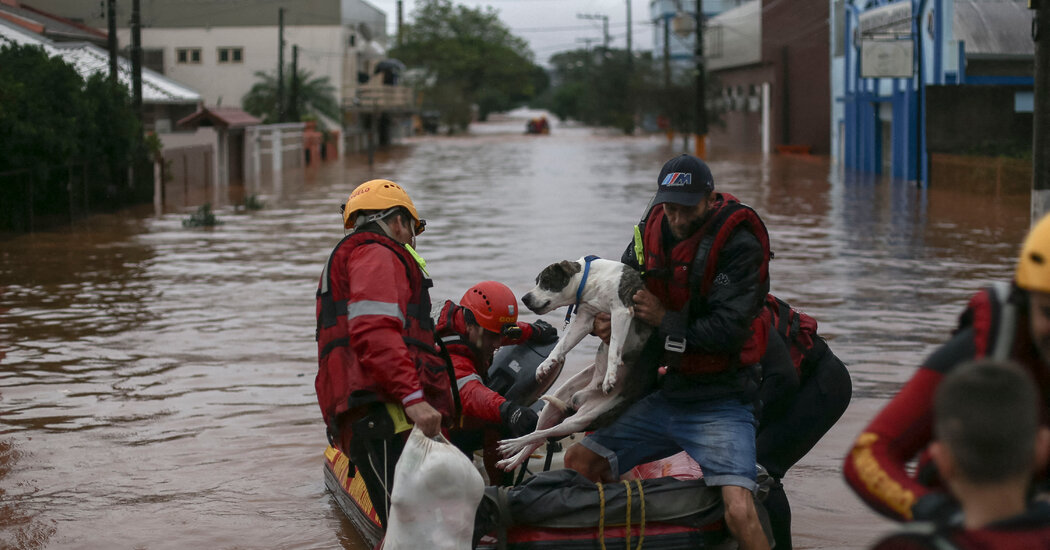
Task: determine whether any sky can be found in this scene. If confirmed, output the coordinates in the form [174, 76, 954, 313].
[366, 0, 660, 65]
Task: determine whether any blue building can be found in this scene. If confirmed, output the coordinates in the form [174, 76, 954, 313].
[832, 0, 1034, 183]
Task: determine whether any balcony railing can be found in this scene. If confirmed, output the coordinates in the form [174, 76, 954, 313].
[346, 83, 414, 111]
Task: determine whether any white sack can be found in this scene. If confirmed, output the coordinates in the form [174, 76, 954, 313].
[383, 426, 484, 550]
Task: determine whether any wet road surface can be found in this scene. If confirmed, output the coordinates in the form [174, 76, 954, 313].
[0, 111, 1030, 548]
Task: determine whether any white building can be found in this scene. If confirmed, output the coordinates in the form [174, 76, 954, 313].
[24, 0, 409, 145]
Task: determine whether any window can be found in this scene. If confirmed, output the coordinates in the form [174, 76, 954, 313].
[218, 47, 243, 64]
[176, 48, 201, 64]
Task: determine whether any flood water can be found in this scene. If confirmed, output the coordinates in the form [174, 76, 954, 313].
[0, 111, 1031, 549]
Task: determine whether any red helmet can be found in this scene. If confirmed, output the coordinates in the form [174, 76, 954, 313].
[460, 281, 518, 334]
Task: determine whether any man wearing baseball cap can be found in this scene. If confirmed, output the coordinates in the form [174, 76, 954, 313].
[566, 154, 774, 549]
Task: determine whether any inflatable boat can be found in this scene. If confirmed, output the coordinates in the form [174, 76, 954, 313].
[322, 341, 769, 549]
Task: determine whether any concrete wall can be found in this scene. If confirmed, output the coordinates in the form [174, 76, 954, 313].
[25, 0, 341, 28]
[925, 85, 1034, 154]
[762, 0, 830, 153]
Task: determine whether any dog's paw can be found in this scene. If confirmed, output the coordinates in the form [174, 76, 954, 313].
[602, 371, 618, 394]
[535, 357, 563, 382]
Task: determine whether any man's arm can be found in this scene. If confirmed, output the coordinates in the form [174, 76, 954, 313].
[842, 329, 976, 521]
[345, 245, 423, 407]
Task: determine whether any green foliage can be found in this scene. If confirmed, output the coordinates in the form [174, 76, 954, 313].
[238, 194, 265, 211]
[182, 203, 222, 227]
[539, 49, 721, 135]
[392, 0, 547, 129]
[241, 66, 340, 123]
[0, 43, 149, 231]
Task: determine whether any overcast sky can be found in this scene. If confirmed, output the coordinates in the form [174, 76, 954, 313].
[367, 0, 659, 64]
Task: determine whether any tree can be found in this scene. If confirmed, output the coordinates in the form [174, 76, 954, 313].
[541, 48, 721, 136]
[0, 43, 148, 230]
[241, 66, 340, 124]
[392, 0, 546, 130]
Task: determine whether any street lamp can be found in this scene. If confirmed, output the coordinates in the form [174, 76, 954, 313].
[673, 1, 706, 159]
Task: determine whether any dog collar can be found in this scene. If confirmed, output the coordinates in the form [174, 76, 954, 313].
[564, 255, 601, 326]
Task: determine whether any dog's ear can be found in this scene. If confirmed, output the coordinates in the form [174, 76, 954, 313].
[537, 260, 582, 291]
[559, 260, 582, 276]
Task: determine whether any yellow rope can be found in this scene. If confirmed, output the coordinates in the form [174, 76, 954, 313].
[635, 479, 646, 550]
[622, 480, 632, 549]
[597, 481, 607, 550]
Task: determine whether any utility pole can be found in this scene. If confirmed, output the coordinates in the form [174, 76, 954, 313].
[277, 7, 285, 123]
[107, 0, 117, 83]
[397, 0, 403, 47]
[663, 15, 671, 90]
[694, 0, 707, 159]
[289, 44, 300, 122]
[626, 0, 632, 58]
[1034, 0, 1050, 221]
[130, 0, 142, 118]
[577, 13, 609, 49]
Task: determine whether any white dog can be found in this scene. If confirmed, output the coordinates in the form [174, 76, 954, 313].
[497, 256, 655, 471]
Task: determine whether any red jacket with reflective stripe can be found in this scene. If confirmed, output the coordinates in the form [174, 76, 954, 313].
[315, 230, 452, 431]
[843, 285, 1050, 521]
[435, 300, 535, 428]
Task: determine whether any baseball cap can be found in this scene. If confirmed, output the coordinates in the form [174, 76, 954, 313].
[653, 154, 715, 207]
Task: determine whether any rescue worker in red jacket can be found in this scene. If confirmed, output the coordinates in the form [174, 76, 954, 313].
[844, 213, 1050, 522]
[567, 154, 773, 550]
[870, 360, 1050, 549]
[434, 281, 558, 480]
[314, 179, 454, 528]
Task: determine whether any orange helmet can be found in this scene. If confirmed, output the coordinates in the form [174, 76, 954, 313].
[460, 281, 519, 334]
[341, 179, 424, 233]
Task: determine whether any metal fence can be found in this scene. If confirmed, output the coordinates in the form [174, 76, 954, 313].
[0, 161, 147, 232]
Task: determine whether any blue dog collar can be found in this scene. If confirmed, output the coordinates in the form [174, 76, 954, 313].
[564, 255, 601, 327]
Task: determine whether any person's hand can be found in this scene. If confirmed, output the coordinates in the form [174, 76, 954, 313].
[529, 319, 558, 344]
[632, 289, 666, 327]
[499, 401, 539, 438]
[591, 312, 611, 344]
[405, 401, 442, 437]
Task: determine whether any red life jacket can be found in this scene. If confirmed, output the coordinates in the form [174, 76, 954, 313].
[640, 194, 771, 374]
[763, 294, 822, 377]
[957, 282, 1050, 411]
[314, 230, 457, 431]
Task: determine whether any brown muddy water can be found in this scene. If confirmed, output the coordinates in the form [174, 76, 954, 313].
[0, 111, 1030, 549]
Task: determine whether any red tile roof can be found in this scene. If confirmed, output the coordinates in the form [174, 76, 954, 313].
[177, 107, 262, 130]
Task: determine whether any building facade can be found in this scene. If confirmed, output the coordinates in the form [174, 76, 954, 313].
[27, 0, 410, 147]
[701, 0, 831, 154]
[832, 0, 1034, 182]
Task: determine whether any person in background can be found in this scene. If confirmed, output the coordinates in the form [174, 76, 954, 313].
[844, 213, 1050, 522]
[870, 359, 1050, 549]
[314, 179, 453, 528]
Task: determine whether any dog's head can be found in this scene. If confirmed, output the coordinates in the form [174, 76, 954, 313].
[521, 259, 583, 314]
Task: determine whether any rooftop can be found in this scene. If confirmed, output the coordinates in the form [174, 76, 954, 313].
[0, 17, 200, 104]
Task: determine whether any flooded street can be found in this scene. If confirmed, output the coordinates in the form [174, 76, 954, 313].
[0, 112, 1031, 549]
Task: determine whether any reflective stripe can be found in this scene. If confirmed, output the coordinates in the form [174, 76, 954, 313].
[990, 282, 1017, 361]
[403, 243, 429, 277]
[402, 389, 424, 404]
[633, 224, 645, 270]
[347, 300, 405, 324]
[456, 373, 483, 390]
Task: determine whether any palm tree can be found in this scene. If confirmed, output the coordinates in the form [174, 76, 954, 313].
[241, 66, 340, 124]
